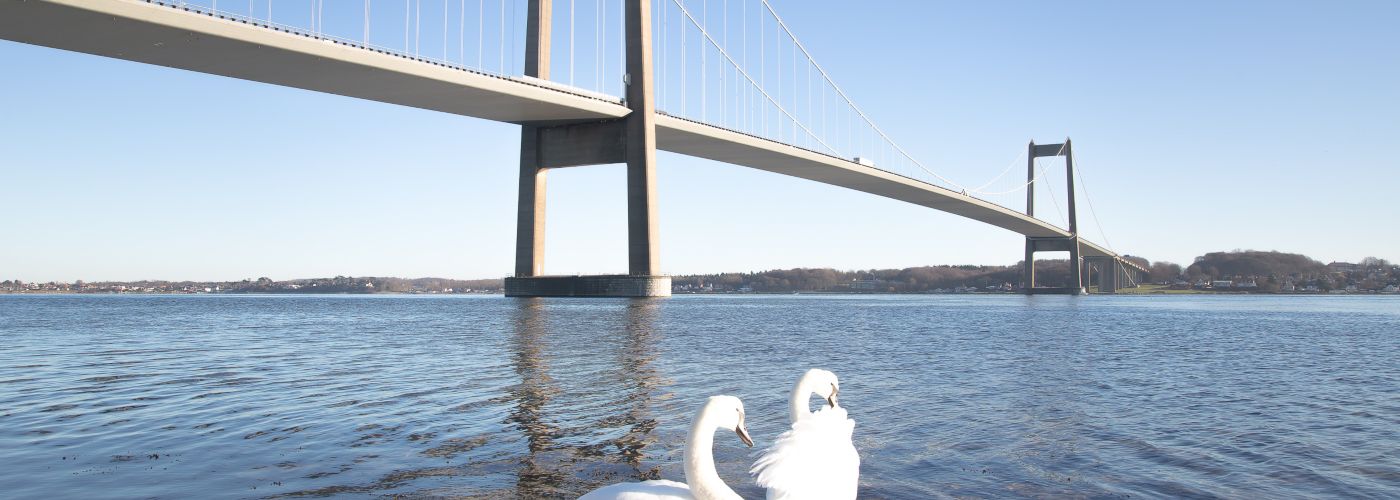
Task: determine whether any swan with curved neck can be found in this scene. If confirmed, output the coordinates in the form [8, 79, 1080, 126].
[788, 369, 840, 424]
[753, 369, 860, 500]
[579, 395, 753, 500]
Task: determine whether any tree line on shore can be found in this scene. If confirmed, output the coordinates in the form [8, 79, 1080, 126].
[0, 276, 503, 294]
[3, 250, 1393, 294]
[673, 262, 1074, 293]
[1181, 251, 1393, 292]
[670, 251, 1394, 293]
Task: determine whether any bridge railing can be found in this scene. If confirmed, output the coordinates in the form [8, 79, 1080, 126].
[153, 1, 539, 83]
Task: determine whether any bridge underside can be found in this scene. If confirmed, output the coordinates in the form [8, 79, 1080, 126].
[0, 0, 629, 125]
[0, 0, 1148, 293]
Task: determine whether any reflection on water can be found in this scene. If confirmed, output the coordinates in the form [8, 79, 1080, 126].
[263, 298, 672, 498]
[504, 298, 668, 497]
[507, 298, 567, 495]
[614, 300, 664, 468]
[1, 295, 1398, 498]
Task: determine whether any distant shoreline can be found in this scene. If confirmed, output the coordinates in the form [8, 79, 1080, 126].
[6, 251, 1395, 295]
[4, 289, 1395, 297]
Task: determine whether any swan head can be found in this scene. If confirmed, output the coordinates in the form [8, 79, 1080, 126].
[704, 395, 754, 448]
[798, 369, 841, 409]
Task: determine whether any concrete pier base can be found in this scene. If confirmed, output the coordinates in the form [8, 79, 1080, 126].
[505, 275, 672, 297]
[1022, 287, 1086, 295]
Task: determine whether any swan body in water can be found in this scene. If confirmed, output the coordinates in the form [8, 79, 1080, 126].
[579, 395, 754, 500]
[751, 369, 860, 500]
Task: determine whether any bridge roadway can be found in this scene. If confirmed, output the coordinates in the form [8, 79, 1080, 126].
[0, 0, 1144, 272]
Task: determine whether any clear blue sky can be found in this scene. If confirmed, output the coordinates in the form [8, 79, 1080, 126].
[2, 0, 1397, 282]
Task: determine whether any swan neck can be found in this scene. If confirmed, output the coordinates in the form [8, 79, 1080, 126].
[790, 378, 814, 424]
[684, 408, 739, 500]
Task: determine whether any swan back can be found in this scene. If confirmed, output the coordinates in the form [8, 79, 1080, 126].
[757, 375, 860, 500]
[577, 479, 692, 499]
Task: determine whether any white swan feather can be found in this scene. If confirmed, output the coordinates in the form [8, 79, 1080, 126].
[751, 405, 858, 499]
[751, 369, 860, 500]
[578, 479, 692, 500]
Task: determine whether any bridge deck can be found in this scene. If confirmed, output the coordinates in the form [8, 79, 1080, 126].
[0, 0, 1140, 270]
[0, 0, 628, 125]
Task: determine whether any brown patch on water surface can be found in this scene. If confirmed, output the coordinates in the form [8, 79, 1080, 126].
[272, 465, 467, 497]
[448, 394, 513, 413]
[421, 436, 489, 459]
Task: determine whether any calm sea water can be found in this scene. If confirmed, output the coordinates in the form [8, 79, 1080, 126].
[1, 294, 1397, 499]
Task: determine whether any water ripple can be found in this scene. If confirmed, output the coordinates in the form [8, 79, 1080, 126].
[0, 294, 1397, 498]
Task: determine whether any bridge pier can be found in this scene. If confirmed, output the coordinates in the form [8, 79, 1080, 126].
[1086, 256, 1117, 293]
[515, 127, 548, 278]
[505, 0, 669, 297]
[624, 0, 661, 279]
[1021, 140, 1083, 295]
[1083, 256, 1148, 293]
[1104, 259, 1119, 293]
[512, 0, 551, 279]
[1023, 237, 1083, 295]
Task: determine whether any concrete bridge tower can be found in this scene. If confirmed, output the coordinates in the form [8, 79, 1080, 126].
[1022, 139, 1084, 295]
[505, 0, 670, 297]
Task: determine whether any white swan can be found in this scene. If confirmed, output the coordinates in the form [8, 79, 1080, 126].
[579, 395, 754, 500]
[751, 369, 860, 500]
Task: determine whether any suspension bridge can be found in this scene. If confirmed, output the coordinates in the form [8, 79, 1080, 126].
[0, 0, 1148, 296]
